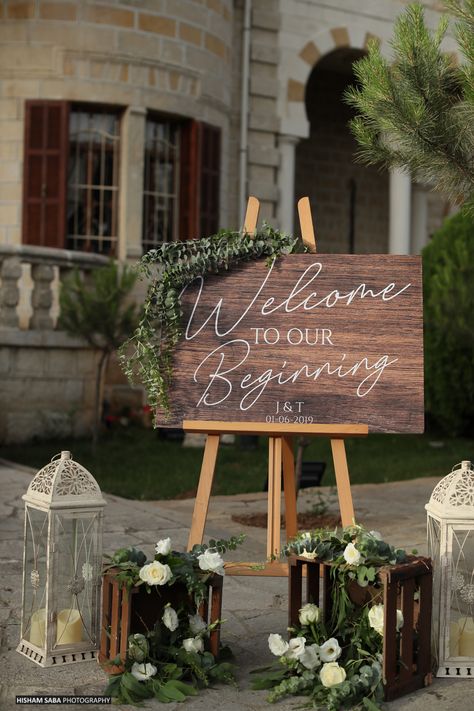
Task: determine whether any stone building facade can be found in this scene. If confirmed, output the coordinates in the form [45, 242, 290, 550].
[0, 0, 455, 442]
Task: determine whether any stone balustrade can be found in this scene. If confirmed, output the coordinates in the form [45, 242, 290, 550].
[0, 246, 111, 444]
[0, 245, 109, 331]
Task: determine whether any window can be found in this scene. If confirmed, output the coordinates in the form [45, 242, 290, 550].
[142, 117, 221, 251]
[67, 110, 120, 255]
[22, 102, 221, 255]
[23, 101, 120, 256]
[143, 118, 180, 251]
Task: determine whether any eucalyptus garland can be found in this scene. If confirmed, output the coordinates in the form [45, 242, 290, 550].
[120, 225, 300, 419]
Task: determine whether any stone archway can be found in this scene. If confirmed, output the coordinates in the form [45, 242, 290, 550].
[294, 47, 389, 253]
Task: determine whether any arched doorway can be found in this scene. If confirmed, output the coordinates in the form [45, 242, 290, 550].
[294, 48, 389, 253]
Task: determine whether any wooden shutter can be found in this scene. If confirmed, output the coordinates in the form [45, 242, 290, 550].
[179, 119, 200, 240]
[178, 120, 221, 240]
[199, 123, 221, 236]
[22, 101, 68, 248]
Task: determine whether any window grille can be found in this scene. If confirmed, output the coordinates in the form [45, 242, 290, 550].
[67, 110, 120, 255]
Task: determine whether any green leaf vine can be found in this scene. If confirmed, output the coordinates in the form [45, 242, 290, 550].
[120, 225, 301, 420]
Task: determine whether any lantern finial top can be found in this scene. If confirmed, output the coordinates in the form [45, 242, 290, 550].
[426, 460, 474, 519]
[24, 452, 106, 509]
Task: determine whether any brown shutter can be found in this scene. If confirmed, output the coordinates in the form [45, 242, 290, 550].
[179, 119, 200, 240]
[199, 123, 221, 236]
[22, 100, 68, 248]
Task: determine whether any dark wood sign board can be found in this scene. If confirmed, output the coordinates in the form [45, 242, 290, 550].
[158, 254, 423, 433]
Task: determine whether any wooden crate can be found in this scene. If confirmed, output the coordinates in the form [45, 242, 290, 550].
[288, 555, 433, 701]
[99, 568, 223, 673]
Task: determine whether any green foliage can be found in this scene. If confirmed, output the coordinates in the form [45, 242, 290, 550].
[423, 210, 474, 434]
[346, 2, 474, 210]
[120, 225, 301, 419]
[59, 261, 139, 352]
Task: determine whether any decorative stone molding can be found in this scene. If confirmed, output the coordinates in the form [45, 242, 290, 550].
[279, 26, 383, 139]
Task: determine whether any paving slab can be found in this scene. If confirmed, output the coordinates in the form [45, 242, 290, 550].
[0, 460, 472, 711]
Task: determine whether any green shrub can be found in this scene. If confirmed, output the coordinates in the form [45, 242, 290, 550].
[423, 210, 474, 435]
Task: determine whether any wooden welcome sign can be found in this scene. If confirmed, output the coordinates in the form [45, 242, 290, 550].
[159, 254, 423, 433]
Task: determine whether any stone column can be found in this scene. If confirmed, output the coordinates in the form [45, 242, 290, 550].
[30, 264, 54, 330]
[0, 257, 21, 328]
[118, 106, 147, 262]
[411, 185, 429, 254]
[278, 135, 300, 235]
[389, 168, 412, 254]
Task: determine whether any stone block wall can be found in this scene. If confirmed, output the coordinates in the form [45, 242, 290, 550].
[0, 0, 234, 249]
[0, 329, 101, 444]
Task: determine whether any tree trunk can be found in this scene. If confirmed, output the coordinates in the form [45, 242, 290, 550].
[93, 349, 110, 448]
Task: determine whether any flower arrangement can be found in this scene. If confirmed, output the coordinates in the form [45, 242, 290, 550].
[103, 535, 244, 704]
[252, 526, 408, 710]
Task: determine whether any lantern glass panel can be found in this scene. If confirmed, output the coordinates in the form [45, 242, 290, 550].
[446, 527, 474, 659]
[428, 515, 441, 662]
[52, 511, 100, 648]
[23, 506, 49, 648]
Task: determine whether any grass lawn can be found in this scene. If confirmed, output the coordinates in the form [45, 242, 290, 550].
[2, 427, 473, 500]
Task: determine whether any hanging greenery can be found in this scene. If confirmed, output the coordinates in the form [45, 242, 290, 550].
[120, 225, 300, 420]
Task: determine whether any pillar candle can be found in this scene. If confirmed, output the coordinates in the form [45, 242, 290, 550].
[29, 608, 46, 647]
[458, 617, 474, 657]
[56, 609, 83, 645]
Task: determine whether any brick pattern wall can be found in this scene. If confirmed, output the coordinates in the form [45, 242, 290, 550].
[0, 0, 233, 245]
[295, 68, 389, 253]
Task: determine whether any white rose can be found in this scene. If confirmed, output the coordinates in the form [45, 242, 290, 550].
[182, 636, 204, 654]
[162, 605, 179, 632]
[368, 604, 404, 636]
[319, 638, 341, 662]
[268, 633, 289, 657]
[155, 537, 171, 555]
[189, 613, 207, 635]
[285, 636, 306, 660]
[343, 542, 361, 565]
[139, 561, 172, 586]
[319, 662, 346, 688]
[368, 604, 384, 635]
[131, 662, 157, 681]
[300, 549, 318, 560]
[299, 603, 320, 626]
[300, 643, 321, 670]
[198, 550, 225, 576]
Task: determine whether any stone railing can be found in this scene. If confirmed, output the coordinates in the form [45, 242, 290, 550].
[0, 245, 110, 331]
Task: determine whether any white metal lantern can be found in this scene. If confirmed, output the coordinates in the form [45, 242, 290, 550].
[426, 460, 474, 678]
[17, 451, 106, 667]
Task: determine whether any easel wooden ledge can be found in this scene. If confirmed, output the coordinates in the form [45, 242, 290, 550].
[186, 197, 369, 576]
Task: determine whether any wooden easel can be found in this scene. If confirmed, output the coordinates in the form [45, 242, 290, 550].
[186, 197, 369, 575]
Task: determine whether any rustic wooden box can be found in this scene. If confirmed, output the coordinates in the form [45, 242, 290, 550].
[99, 568, 223, 673]
[288, 555, 433, 701]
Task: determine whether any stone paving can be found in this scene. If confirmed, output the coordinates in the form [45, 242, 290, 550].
[0, 459, 472, 710]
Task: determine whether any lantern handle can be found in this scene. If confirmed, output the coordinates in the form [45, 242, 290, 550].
[51, 451, 72, 462]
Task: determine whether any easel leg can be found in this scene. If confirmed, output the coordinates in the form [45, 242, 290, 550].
[282, 436, 298, 540]
[267, 437, 282, 559]
[188, 434, 220, 549]
[330, 438, 355, 527]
